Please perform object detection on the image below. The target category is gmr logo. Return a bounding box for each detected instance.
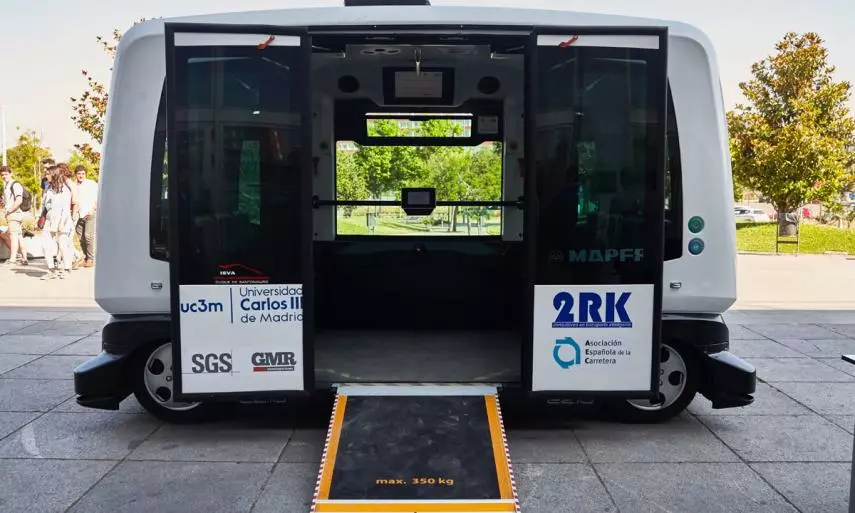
[552,291,632,328]
[252,352,297,372]
[553,337,581,369]
[180,299,224,314]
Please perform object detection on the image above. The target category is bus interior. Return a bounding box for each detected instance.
[171,30,667,387]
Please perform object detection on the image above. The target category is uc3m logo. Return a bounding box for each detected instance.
[553,291,632,328]
[180,299,225,314]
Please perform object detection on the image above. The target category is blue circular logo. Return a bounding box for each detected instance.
[688,238,705,255]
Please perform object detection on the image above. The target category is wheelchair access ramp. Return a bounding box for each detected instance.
[311,385,519,513]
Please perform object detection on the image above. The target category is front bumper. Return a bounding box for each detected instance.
[73,351,133,410]
[698,351,756,409]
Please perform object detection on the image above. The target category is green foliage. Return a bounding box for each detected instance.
[335,150,368,216]
[736,221,855,254]
[68,150,99,181]
[728,32,855,216]
[4,129,52,206]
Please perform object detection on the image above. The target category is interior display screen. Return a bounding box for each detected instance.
[406,191,432,205]
[395,71,444,98]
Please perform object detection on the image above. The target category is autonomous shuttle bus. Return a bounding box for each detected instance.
[75,1,755,436]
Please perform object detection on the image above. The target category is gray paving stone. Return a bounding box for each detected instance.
[596,462,797,513]
[251,463,318,513]
[822,357,855,376]
[0,378,74,412]
[773,382,855,415]
[0,412,160,459]
[52,394,147,414]
[0,309,70,321]
[751,463,851,513]
[698,415,852,462]
[515,463,616,513]
[52,334,101,355]
[129,423,291,462]
[728,338,804,358]
[278,428,323,463]
[0,353,39,374]
[727,324,763,340]
[0,335,83,354]
[0,411,39,441]
[56,310,110,322]
[775,338,855,358]
[13,320,103,337]
[0,459,116,513]
[507,429,587,463]
[820,324,855,339]
[0,320,37,335]
[574,415,738,463]
[68,461,272,513]
[750,357,853,382]
[747,323,846,340]
[2,355,91,379]
[21,321,95,339]
[688,382,811,416]
[825,415,855,434]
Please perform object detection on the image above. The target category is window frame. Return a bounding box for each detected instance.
[664,84,683,261]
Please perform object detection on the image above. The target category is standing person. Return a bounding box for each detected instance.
[72,165,97,268]
[40,167,75,279]
[1,166,30,266]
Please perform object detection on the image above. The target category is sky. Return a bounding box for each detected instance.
[0,0,853,158]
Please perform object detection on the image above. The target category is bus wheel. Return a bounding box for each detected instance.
[133,341,211,423]
[606,341,699,424]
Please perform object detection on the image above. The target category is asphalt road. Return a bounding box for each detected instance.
[0,254,853,512]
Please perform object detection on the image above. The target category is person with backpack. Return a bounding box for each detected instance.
[1,166,32,266]
[39,166,76,279]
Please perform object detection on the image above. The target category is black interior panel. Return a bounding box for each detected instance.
[314,240,524,330]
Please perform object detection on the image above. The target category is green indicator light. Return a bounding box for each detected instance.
[688,216,705,233]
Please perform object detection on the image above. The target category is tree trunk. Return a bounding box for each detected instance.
[450,205,459,232]
[777,212,799,236]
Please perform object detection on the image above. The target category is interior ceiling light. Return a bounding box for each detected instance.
[360,47,402,56]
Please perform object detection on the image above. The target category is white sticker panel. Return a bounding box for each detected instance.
[537,35,660,49]
[178,284,303,394]
[532,284,654,392]
[174,33,301,47]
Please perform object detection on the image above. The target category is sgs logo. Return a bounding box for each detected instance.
[190,352,233,374]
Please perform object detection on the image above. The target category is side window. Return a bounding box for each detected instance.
[150,83,168,261]
[664,86,683,261]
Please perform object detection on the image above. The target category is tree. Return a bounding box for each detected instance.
[335,150,368,216]
[69,150,99,181]
[4,129,52,209]
[728,32,855,235]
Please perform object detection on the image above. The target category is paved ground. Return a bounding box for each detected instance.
[0,255,853,512]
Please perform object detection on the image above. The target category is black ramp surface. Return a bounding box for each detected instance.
[329,395,501,500]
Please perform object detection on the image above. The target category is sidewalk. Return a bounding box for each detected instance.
[0,258,97,308]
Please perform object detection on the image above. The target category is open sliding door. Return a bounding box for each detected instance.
[165,24,313,402]
[525,28,668,399]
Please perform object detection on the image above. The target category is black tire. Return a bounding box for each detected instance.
[131,340,215,423]
[605,340,700,424]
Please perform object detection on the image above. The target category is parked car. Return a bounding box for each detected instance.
[734,206,771,223]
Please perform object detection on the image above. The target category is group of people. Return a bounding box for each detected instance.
[1,160,98,279]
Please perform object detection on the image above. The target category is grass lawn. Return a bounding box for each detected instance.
[336,215,501,236]
[736,222,855,254]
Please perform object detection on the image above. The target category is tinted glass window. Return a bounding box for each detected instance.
[150,85,168,261]
[534,44,666,284]
[664,86,682,261]
[171,45,305,285]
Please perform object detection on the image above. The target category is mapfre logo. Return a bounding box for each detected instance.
[552,291,632,328]
[251,352,297,372]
